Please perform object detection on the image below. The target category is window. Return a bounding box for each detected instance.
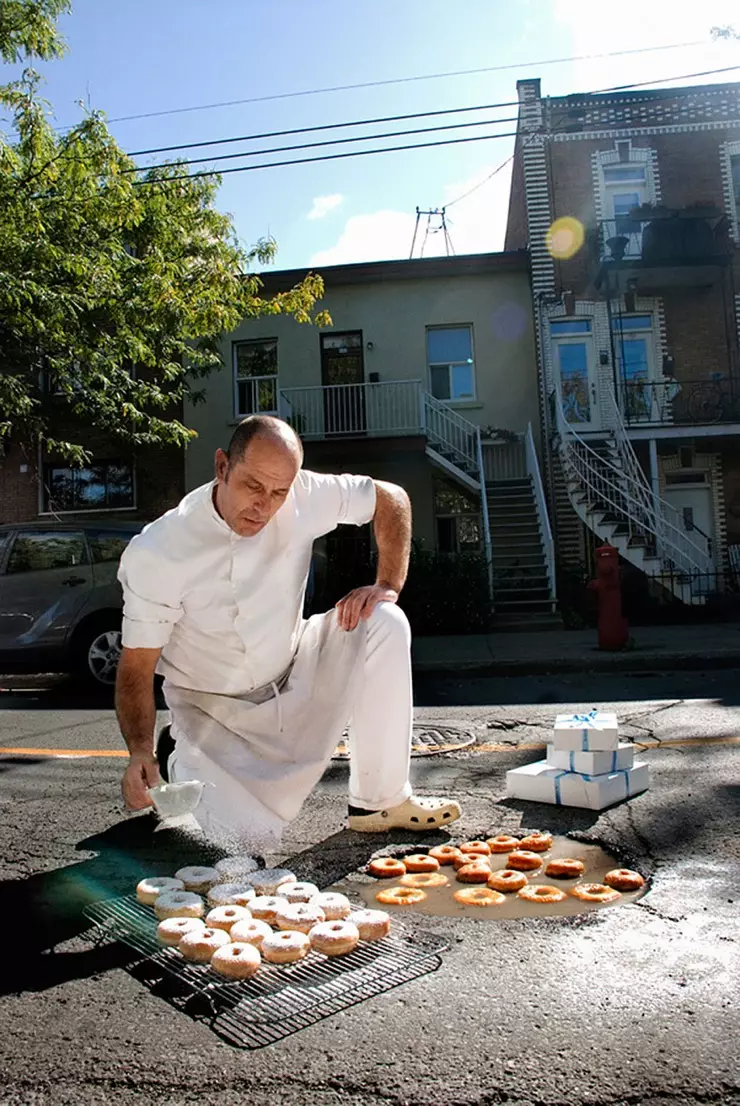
[434,479,481,553]
[43,462,135,513]
[234,339,278,417]
[427,327,475,401]
[550,319,594,425]
[6,531,87,574]
[599,152,651,257]
[612,315,654,421]
[87,530,138,564]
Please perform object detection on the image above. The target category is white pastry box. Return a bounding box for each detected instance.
[546,742,634,776]
[551,710,619,752]
[506,759,649,810]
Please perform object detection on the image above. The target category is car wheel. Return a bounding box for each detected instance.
[78,624,122,687]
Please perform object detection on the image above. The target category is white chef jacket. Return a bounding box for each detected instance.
[118,470,377,696]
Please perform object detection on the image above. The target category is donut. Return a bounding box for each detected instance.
[486,835,519,854]
[570,883,621,903]
[519,831,553,852]
[367,857,406,879]
[348,909,391,942]
[174,866,220,894]
[604,869,645,892]
[153,891,205,921]
[156,917,206,946]
[249,895,289,926]
[205,904,251,932]
[178,926,230,963]
[456,862,493,884]
[207,883,256,908]
[214,855,259,880]
[507,851,543,872]
[210,941,261,980]
[428,845,463,866]
[248,868,296,896]
[280,881,320,904]
[376,886,426,906]
[261,930,310,964]
[275,902,326,934]
[310,892,351,921]
[487,869,528,893]
[459,841,491,857]
[400,871,449,889]
[229,918,273,949]
[517,884,567,904]
[453,851,491,871]
[403,854,440,873]
[544,858,585,880]
[136,876,184,905]
[309,920,360,957]
[453,887,505,907]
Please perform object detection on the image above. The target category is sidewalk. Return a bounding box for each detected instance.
[412,622,740,676]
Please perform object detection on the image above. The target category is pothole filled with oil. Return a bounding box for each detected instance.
[335,836,647,921]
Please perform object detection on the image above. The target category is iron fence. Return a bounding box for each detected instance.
[619,376,740,427]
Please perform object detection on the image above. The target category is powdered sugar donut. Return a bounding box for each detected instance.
[207,883,256,908]
[136,876,184,905]
[310,892,351,920]
[205,904,251,932]
[229,918,273,949]
[153,890,204,920]
[214,855,260,880]
[275,902,326,934]
[179,926,230,963]
[210,941,261,980]
[174,866,220,894]
[156,917,206,946]
[280,881,320,904]
[309,920,360,957]
[248,869,296,895]
[348,909,391,942]
[261,930,310,964]
[249,895,289,926]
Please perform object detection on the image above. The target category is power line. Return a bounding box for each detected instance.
[446,155,514,208]
[588,63,740,95]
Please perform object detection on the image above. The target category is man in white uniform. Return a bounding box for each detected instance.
[116,415,461,845]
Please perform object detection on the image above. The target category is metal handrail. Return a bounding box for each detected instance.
[422,391,479,473]
[475,428,494,600]
[525,422,556,602]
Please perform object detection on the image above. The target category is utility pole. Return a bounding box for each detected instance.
[409,207,455,259]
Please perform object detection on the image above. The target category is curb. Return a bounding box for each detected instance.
[412,652,740,677]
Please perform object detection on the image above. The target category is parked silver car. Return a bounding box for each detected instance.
[0,521,142,687]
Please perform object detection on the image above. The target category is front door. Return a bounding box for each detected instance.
[551,320,600,430]
[662,479,716,569]
[320,331,365,435]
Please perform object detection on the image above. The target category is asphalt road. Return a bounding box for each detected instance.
[1,672,739,1106]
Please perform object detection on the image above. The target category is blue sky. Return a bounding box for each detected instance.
[5,0,740,269]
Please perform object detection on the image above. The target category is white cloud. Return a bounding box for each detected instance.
[307,193,344,220]
[310,209,417,265]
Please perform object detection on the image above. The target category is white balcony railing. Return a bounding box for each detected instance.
[279,380,423,439]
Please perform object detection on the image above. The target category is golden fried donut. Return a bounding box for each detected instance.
[570,882,621,903]
[210,941,261,980]
[453,851,491,871]
[280,882,320,904]
[604,869,645,892]
[486,835,519,854]
[174,866,220,894]
[544,858,585,880]
[400,871,449,889]
[429,845,463,866]
[136,876,184,905]
[156,917,206,946]
[348,909,391,942]
[368,857,406,879]
[249,895,289,925]
[309,920,360,957]
[229,918,273,949]
[205,904,251,932]
[517,884,567,904]
[487,869,528,893]
[403,854,440,873]
[376,886,427,906]
[507,850,543,872]
[153,890,205,921]
[179,926,230,963]
[207,883,255,908]
[519,831,553,852]
[261,930,310,964]
[453,886,505,907]
[275,902,326,934]
[456,862,492,884]
[459,841,491,857]
[310,892,351,920]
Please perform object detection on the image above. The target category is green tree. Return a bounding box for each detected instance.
[0,1,329,466]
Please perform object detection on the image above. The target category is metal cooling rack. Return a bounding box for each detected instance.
[84,895,447,1049]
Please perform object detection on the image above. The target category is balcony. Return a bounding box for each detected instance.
[619,375,740,428]
[278,379,424,439]
[594,206,732,294]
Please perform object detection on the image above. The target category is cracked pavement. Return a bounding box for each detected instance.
[0,671,739,1106]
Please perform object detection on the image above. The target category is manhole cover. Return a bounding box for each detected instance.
[333,724,475,760]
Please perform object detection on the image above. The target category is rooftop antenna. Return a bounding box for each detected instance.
[409,206,455,258]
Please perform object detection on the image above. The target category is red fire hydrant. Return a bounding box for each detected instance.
[588,543,629,651]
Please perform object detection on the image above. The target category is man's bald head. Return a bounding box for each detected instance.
[214,416,303,538]
[225,415,303,469]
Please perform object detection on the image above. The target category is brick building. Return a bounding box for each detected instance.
[506,78,740,608]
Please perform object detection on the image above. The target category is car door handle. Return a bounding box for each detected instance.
[61,575,86,587]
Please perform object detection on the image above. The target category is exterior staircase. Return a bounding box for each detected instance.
[488,476,559,619]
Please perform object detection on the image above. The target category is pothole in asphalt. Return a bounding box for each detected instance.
[336,836,647,922]
[333,724,476,760]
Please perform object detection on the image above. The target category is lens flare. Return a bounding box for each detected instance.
[546,216,585,260]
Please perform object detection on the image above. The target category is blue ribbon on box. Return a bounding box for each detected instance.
[561,709,599,750]
[568,749,620,772]
[553,770,569,804]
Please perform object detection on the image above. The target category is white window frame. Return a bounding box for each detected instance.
[233,339,279,419]
[426,325,476,403]
[38,459,137,516]
[550,319,598,427]
[594,144,658,260]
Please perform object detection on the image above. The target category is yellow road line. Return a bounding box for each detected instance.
[0,747,128,758]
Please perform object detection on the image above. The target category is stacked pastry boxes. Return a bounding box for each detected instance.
[506,710,650,810]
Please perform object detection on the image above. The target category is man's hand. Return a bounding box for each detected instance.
[336,584,399,632]
[122,753,160,811]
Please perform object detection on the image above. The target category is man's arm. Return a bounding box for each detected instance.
[116,645,162,810]
[336,479,411,631]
